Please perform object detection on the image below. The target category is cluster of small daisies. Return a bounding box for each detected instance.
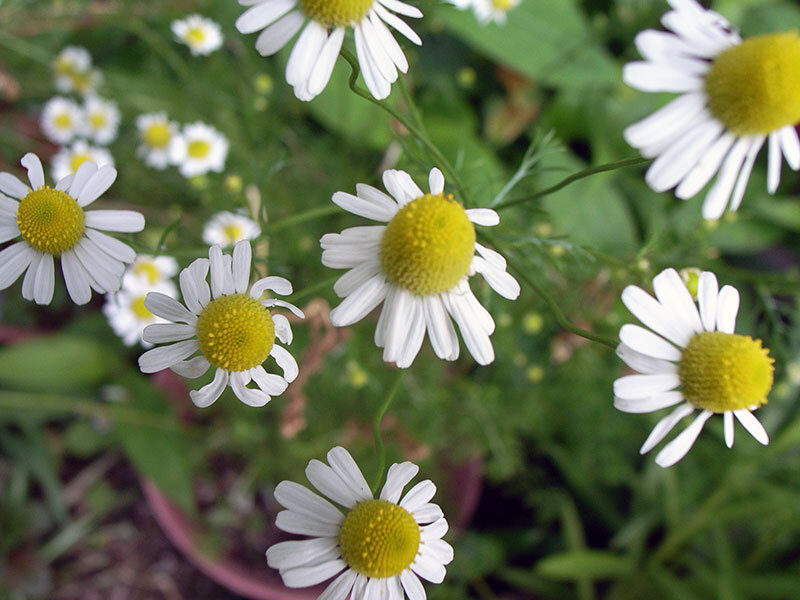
[3,0,797,596]
[449,0,521,25]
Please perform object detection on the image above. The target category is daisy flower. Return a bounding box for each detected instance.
[234,0,422,101]
[171,14,224,56]
[137,240,304,408]
[0,153,144,305]
[52,46,100,95]
[202,211,261,247]
[125,254,179,287]
[170,122,229,178]
[104,277,178,347]
[321,167,520,367]
[82,96,120,145]
[267,446,453,598]
[623,0,800,220]
[51,140,114,182]
[136,112,180,170]
[41,97,83,144]
[614,267,774,467]
[450,0,520,25]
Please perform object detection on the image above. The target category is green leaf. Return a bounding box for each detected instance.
[536,550,633,581]
[0,333,119,393]
[111,371,195,513]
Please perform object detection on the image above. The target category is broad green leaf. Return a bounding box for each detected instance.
[0,334,119,393]
[536,550,633,581]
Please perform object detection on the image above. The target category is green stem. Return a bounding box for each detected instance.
[339,49,468,203]
[494,156,650,211]
[483,233,618,349]
[371,372,404,496]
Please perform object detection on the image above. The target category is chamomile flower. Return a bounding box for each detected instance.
[202,211,261,247]
[450,0,520,25]
[321,167,520,367]
[623,0,800,220]
[136,112,180,170]
[614,268,774,467]
[0,153,144,305]
[171,14,224,56]
[51,140,114,182]
[52,46,101,95]
[267,446,453,598]
[41,97,83,144]
[170,122,229,178]
[235,0,422,101]
[125,254,179,287]
[104,277,178,347]
[82,96,120,144]
[137,241,304,408]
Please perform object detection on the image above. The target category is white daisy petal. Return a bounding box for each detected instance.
[326,447,372,502]
[733,409,769,445]
[616,343,677,375]
[778,125,800,170]
[266,537,340,571]
[170,356,211,379]
[400,570,426,600]
[255,11,305,57]
[410,553,447,584]
[613,374,681,400]
[77,165,117,207]
[84,210,145,232]
[317,568,358,600]
[652,268,703,336]
[251,365,288,395]
[145,292,197,324]
[640,402,695,455]
[724,411,735,448]
[250,275,293,298]
[697,271,719,331]
[270,343,299,382]
[20,153,44,190]
[189,368,229,408]
[420,538,454,565]
[276,510,342,538]
[380,462,420,503]
[655,410,713,467]
[619,324,681,361]
[232,240,252,294]
[306,459,363,508]
[400,480,436,513]
[275,481,344,524]
[0,242,35,289]
[0,172,30,198]
[715,285,739,334]
[614,391,684,414]
[281,559,347,588]
[138,339,199,373]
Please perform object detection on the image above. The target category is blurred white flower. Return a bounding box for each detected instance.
[51,140,114,182]
[202,211,261,248]
[172,14,224,56]
[450,0,520,25]
[52,46,101,95]
[125,254,179,288]
[82,96,120,144]
[41,97,83,144]
[104,277,178,348]
[170,121,228,178]
[235,0,422,101]
[136,112,180,170]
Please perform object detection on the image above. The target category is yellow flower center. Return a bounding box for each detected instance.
[679,331,774,413]
[705,32,800,135]
[144,123,171,149]
[186,27,206,45]
[54,113,72,129]
[70,152,93,173]
[133,261,161,284]
[223,224,243,244]
[71,72,92,92]
[299,0,374,27]
[338,499,420,578]
[131,296,153,320]
[196,293,275,372]
[187,139,211,159]
[491,0,515,11]
[16,187,85,255]
[380,193,475,296]
[89,112,106,129]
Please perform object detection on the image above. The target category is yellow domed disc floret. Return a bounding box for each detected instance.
[338,499,421,578]
[131,296,153,320]
[380,193,476,296]
[132,261,161,284]
[299,0,374,27]
[187,140,211,159]
[196,293,275,372]
[679,331,774,413]
[16,187,85,255]
[705,31,800,136]
[144,124,172,149]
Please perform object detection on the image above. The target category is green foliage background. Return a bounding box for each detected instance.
[1,0,800,598]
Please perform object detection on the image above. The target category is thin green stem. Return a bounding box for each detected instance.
[371,372,404,496]
[339,49,468,203]
[483,233,618,349]
[154,212,182,252]
[494,156,650,211]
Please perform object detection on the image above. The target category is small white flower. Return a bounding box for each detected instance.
[614,268,774,467]
[172,14,224,56]
[82,96,120,144]
[170,122,229,178]
[136,112,180,170]
[267,446,454,598]
[41,97,83,144]
[202,211,261,247]
[124,254,179,288]
[235,0,422,101]
[0,153,145,305]
[138,240,304,408]
[104,277,178,348]
[321,167,520,368]
[450,0,520,25]
[623,0,800,220]
[51,140,114,183]
[52,46,100,95]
